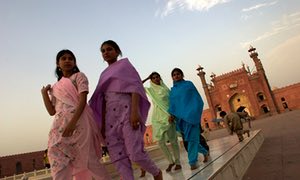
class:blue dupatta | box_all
[168,80,204,125]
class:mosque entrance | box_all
[229,93,252,115]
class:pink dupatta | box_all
[51,74,103,174]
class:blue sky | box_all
[1,0,299,156]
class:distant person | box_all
[168,68,208,170]
[89,40,162,180]
[237,106,253,129]
[43,149,50,169]
[41,49,110,180]
[219,107,250,142]
[143,72,182,172]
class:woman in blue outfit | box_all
[168,68,209,170]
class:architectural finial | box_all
[210,72,216,78]
[248,45,256,53]
[241,61,245,67]
[246,65,251,74]
[196,65,204,72]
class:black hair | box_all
[149,72,161,80]
[219,111,227,117]
[171,68,184,77]
[100,40,123,57]
[55,49,80,81]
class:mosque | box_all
[1,46,299,178]
[144,46,300,144]
[198,46,300,130]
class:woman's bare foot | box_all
[245,130,250,137]
[140,168,146,177]
[166,163,175,172]
[203,153,209,163]
[154,170,163,180]
[174,164,182,171]
[190,163,199,170]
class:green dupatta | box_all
[145,80,171,141]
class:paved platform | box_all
[3,110,299,180]
[194,110,300,180]
[2,131,261,180]
[242,110,300,180]
[106,130,263,180]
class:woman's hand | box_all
[130,111,141,130]
[41,84,51,94]
[130,93,141,130]
[168,115,175,123]
[41,84,56,116]
[62,92,87,137]
[62,121,77,137]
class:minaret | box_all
[197,65,216,119]
[248,46,279,114]
[248,46,264,72]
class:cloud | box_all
[242,1,277,12]
[240,12,300,48]
[156,0,232,17]
[266,33,300,59]
[265,34,300,87]
[240,1,277,21]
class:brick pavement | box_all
[203,110,300,180]
[241,110,300,180]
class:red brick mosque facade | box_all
[198,46,300,130]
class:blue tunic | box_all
[168,80,204,126]
[168,80,207,165]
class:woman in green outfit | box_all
[143,72,182,172]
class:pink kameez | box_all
[48,72,110,179]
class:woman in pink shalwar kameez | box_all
[89,40,163,180]
[41,49,111,180]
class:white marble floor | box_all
[111,130,257,180]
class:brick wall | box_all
[0,151,44,178]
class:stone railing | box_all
[0,168,51,180]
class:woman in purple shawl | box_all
[168,68,209,170]
[89,40,162,180]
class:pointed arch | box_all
[229,93,252,115]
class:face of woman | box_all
[101,44,119,65]
[57,53,76,74]
[151,74,161,85]
[172,71,183,82]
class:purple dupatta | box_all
[89,58,150,127]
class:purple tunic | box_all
[89,58,159,179]
[89,58,150,128]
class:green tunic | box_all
[145,81,172,141]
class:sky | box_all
[1,0,300,156]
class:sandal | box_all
[203,154,209,163]
[154,170,163,180]
[166,163,175,172]
[245,130,250,137]
[139,169,146,177]
[174,164,182,170]
[190,164,199,170]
